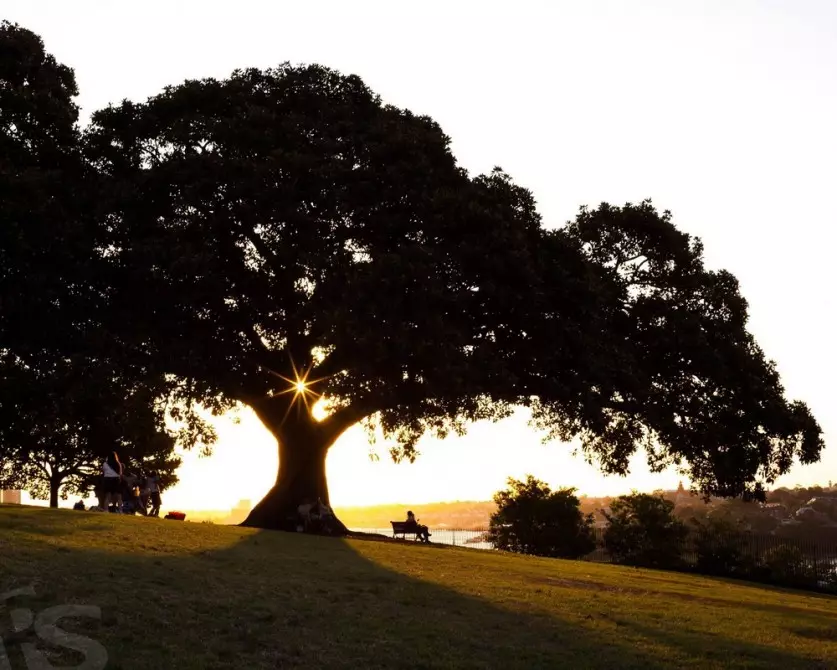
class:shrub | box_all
[690,517,752,576]
[758,544,818,589]
[604,492,687,569]
[488,476,596,559]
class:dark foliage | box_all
[603,492,688,569]
[488,476,596,559]
[0,23,824,528]
[83,63,822,528]
[689,516,755,577]
[0,23,208,506]
[0,354,181,506]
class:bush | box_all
[488,476,596,559]
[604,492,687,569]
[758,544,818,589]
[690,517,753,577]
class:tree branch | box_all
[312,347,350,380]
[241,227,287,283]
[241,325,273,359]
[33,459,51,479]
[238,225,313,365]
[320,400,378,442]
[319,380,431,444]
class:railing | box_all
[353,527,492,549]
[584,527,837,593]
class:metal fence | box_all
[355,527,492,549]
[360,525,837,594]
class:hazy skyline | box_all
[6,0,835,510]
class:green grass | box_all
[1,505,836,669]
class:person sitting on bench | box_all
[406,510,431,542]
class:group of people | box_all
[73,451,163,516]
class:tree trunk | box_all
[49,476,60,508]
[241,399,349,534]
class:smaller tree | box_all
[604,492,688,569]
[0,427,180,508]
[488,476,596,559]
[0,354,186,507]
[690,516,753,577]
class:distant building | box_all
[234,499,251,512]
[762,503,787,519]
[224,499,252,525]
[792,505,837,526]
[807,496,837,506]
[674,481,691,506]
[0,490,22,504]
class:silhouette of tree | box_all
[0,355,181,507]
[604,492,688,568]
[0,23,212,507]
[84,64,823,531]
[0,21,92,358]
[488,476,595,558]
[689,515,751,577]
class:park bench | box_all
[390,521,422,541]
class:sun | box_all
[258,357,334,424]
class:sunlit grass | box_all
[1,505,836,669]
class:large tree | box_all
[85,65,822,531]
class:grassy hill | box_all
[1,505,835,669]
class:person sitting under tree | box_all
[406,510,431,543]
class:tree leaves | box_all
[488,475,596,559]
[2,26,822,504]
[0,23,202,503]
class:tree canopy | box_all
[1,23,824,529]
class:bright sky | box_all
[7,0,836,510]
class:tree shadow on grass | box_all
[622,621,835,670]
[0,510,832,670]
[549,566,837,620]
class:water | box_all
[353,528,494,550]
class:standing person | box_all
[148,472,162,518]
[139,472,151,515]
[102,451,123,513]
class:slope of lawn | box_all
[1,505,836,669]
